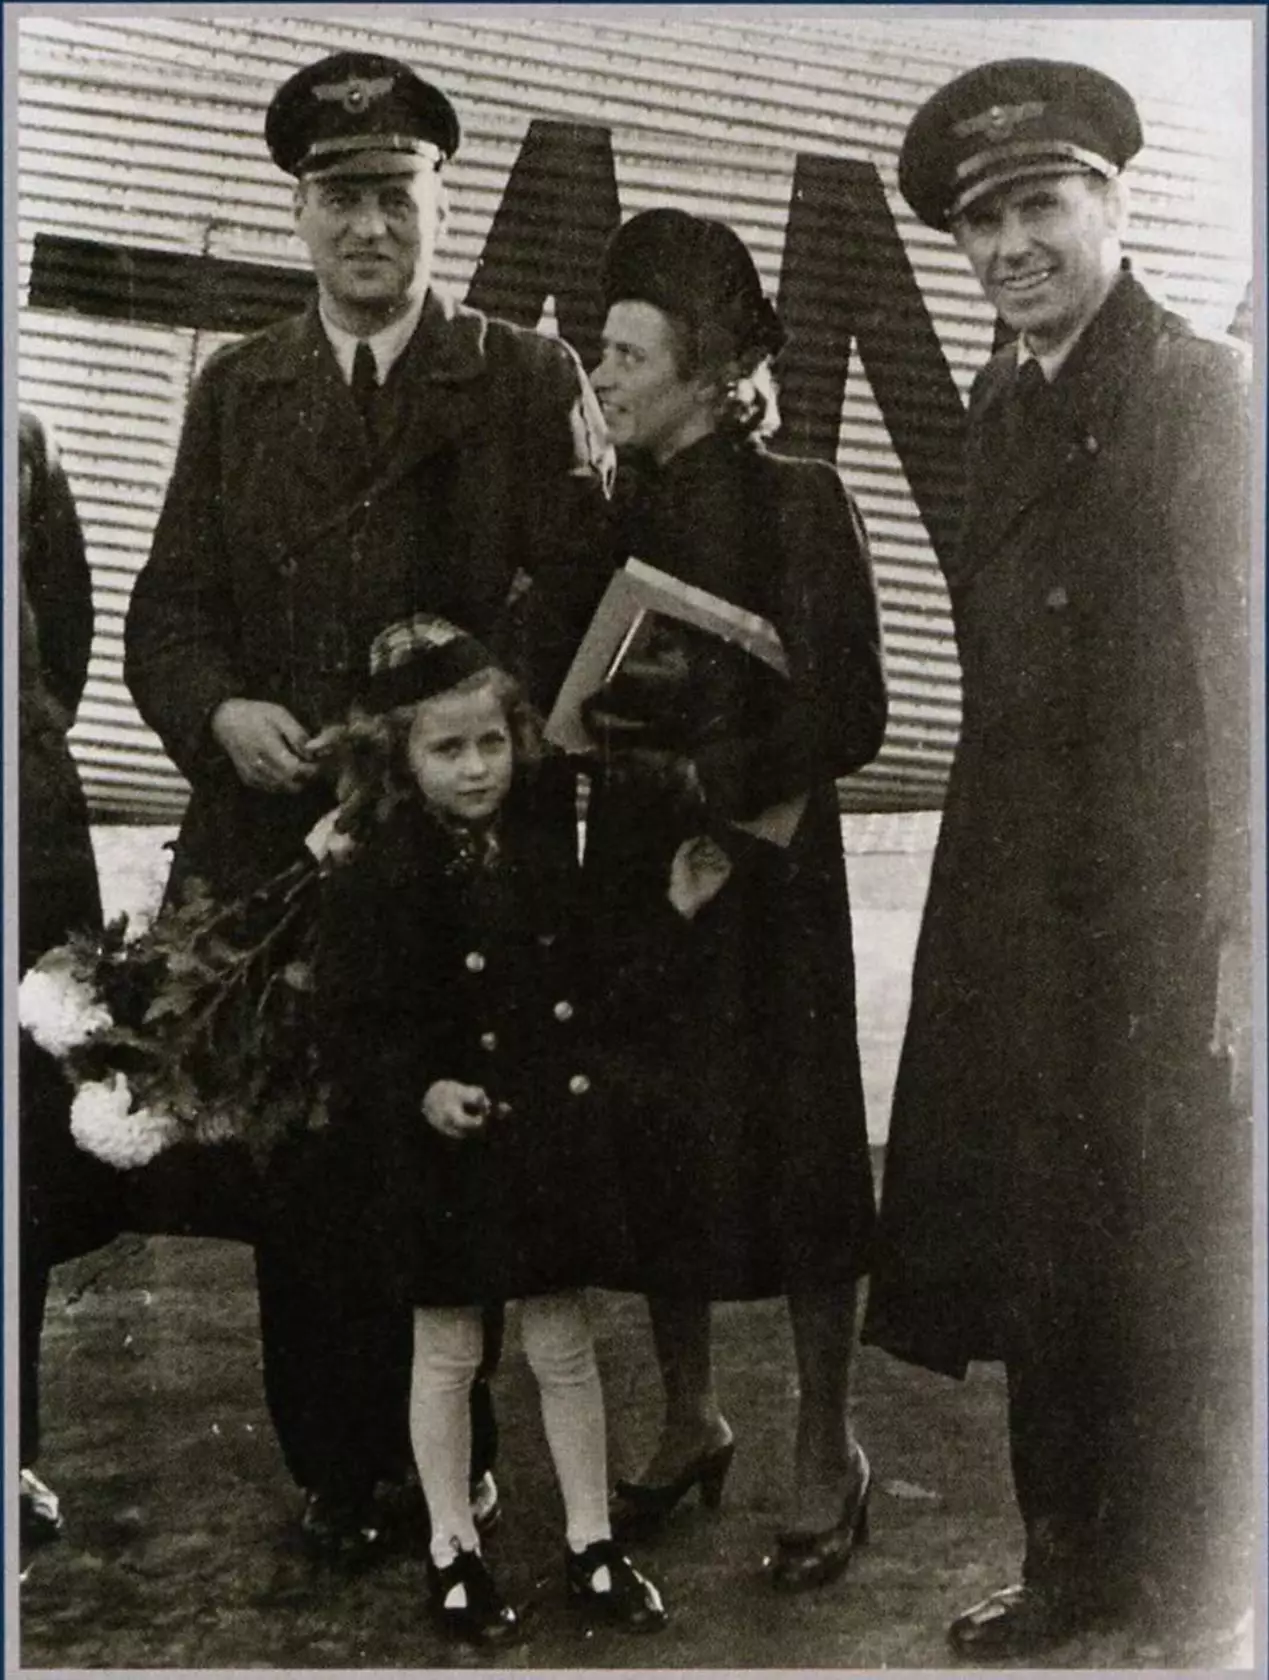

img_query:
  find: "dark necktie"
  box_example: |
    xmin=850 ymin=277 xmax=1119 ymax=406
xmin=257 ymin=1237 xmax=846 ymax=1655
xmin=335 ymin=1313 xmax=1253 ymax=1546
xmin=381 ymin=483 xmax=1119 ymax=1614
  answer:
xmin=1009 ymin=355 xmax=1050 ymax=449
xmin=351 ymin=341 xmax=379 ymax=441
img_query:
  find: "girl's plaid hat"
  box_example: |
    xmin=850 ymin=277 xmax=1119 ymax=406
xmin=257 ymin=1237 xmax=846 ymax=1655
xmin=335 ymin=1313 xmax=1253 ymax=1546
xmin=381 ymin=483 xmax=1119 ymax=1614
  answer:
xmin=365 ymin=614 xmax=496 ymax=710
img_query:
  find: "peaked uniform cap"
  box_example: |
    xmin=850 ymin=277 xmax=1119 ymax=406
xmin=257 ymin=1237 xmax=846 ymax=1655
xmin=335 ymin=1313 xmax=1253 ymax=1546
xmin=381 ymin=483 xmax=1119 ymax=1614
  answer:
xmin=266 ymin=51 xmax=460 ymax=178
xmin=602 ymin=207 xmax=786 ymax=360
xmin=899 ymin=58 xmax=1142 ymax=231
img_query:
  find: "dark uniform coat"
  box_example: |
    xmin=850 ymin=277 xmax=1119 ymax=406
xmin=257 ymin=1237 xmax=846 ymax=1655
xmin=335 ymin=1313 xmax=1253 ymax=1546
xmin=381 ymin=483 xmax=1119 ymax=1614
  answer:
xmin=864 ymin=269 xmax=1252 ymax=1382
xmin=18 ymin=411 xmax=122 ymax=1464
xmin=121 ymin=290 xmax=610 ymax=1500
xmin=125 ymin=289 xmax=611 ymax=900
xmin=584 ymin=431 xmax=887 ymax=1300
xmin=18 ymin=410 xmax=102 ymax=968
xmin=317 ymin=767 xmax=629 ymax=1305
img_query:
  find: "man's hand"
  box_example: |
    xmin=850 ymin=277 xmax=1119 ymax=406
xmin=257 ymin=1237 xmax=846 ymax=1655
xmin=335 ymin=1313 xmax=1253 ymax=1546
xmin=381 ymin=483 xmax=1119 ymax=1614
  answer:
xmin=211 ymin=699 xmax=318 ymax=794
xmin=423 ymin=1081 xmax=492 ymax=1141
xmin=1211 ymin=931 xmax=1253 ymax=1113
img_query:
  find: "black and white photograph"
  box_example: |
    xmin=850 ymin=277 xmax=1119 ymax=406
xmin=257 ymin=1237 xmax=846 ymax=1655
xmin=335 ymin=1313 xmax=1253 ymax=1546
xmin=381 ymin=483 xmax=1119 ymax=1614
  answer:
xmin=6 ymin=5 xmax=1262 ymax=1670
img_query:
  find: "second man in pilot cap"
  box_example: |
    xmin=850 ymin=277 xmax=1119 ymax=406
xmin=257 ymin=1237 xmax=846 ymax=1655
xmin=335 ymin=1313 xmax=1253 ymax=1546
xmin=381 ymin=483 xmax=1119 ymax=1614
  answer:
xmin=864 ymin=55 xmax=1253 ymax=1662
xmin=125 ymin=48 xmax=614 ymax=1563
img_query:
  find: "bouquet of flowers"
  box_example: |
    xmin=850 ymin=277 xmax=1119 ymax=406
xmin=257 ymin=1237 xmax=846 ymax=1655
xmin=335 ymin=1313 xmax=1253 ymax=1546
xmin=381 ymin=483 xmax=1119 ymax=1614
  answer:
xmin=18 ymin=722 xmax=399 ymax=1173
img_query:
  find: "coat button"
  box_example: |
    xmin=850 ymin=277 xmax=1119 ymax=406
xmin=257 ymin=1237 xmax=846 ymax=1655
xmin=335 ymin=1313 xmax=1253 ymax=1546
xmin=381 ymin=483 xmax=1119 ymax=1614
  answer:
xmin=465 ymin=952 xmax=486 ymax=973
xmin=1045 ymin=585 xmax=1070 ymax=611
xmin=1083 ymin=433 xmax=1099 ymax=455
xmin=553 ymin=1000 xmax=575 ymax=1023
xmin=568 ymin=1074 xmax=591 ymax=1096
xmin=479 ymin=1031 xmax=498 ymax=1052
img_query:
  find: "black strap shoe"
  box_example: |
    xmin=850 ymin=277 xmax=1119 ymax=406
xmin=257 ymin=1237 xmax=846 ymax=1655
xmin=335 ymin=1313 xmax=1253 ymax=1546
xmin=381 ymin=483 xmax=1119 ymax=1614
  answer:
xmin=427 ymin=1548 xmax=521 ymax=1646
xmin=566 ymin=1538 xmax=669 ymax=1632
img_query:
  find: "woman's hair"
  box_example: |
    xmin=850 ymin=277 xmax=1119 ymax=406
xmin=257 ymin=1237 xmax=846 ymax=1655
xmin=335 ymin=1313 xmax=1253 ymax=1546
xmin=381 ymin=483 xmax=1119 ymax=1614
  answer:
xmin=319 ymin=666 xmax=542 ymax=824
xmin=664 ymin=312 xmax=782 ymax=441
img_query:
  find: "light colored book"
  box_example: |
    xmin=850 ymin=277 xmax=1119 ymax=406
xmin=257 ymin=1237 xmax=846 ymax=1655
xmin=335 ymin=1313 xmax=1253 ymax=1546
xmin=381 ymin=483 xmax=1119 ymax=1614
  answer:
xmin=546 ymin=558 xmax=807 ymax=848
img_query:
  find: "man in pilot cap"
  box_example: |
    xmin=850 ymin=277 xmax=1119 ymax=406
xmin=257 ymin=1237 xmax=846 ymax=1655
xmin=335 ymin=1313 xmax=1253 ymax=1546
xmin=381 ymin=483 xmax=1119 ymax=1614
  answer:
xmin=862 ymin=58 xmax=1253 ymax=1659
xmin=125 ymin=50 xmax=612 ymax=1562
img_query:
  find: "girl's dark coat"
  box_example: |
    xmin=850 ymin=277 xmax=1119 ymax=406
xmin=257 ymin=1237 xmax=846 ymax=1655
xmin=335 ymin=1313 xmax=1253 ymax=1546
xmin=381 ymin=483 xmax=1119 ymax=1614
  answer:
xmin=583 ymin=431 xmax=888 ymax=1300
xmin=317 ymin=766 xmax=629 ymax=1306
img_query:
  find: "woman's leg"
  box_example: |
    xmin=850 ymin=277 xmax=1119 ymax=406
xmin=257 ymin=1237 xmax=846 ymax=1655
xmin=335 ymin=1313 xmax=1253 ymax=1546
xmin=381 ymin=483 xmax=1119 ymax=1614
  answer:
xmin=409 ymin=1305 xmax=484 ymax=1566
xmin=785 ymin=1281 xmax=865 ymax=1533
xmin=520 ymin=1292 xmax=610 ymax=1550
xmin=639 ymin=1295 xmax=732 ymax=1480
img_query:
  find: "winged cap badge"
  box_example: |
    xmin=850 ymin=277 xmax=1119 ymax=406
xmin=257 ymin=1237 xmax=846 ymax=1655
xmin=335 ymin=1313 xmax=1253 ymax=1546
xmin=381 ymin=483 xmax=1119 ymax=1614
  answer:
xmin=313 ymin=73 xmax=395 ymax=113
xmin=952 ymin=99 xmax=1046 ymax=142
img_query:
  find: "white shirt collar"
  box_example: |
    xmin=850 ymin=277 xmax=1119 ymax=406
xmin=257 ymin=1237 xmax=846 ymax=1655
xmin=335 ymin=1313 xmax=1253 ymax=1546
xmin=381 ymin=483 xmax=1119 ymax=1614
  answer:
xmin=1015 ymin=328 xmax=1083 ymax=384
xmin=319 ymin=292 xmax=426 ymax=385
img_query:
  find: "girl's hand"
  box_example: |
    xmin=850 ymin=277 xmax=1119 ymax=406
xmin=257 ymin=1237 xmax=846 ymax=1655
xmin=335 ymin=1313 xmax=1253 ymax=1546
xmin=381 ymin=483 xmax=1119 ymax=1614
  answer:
xmin=423 ymin=1081 xmax=491 ymax=1140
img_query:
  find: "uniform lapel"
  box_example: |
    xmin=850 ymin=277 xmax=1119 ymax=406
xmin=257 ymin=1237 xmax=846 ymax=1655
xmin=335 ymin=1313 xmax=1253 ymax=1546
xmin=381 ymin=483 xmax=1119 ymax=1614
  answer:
xmin=958 ymin=271 xmax=1160 ymax=576
xmin=233 ymin=292 xmax=495 ymax=561
xmin=376 ymin=289 xmax=491 ymax=465
xmin=241 ymin=305 xmax=372 ymax=506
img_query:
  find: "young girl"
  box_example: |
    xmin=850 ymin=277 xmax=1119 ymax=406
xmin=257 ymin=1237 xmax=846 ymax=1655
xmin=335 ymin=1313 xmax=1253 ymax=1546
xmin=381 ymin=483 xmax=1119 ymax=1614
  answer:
xmin=316 ymin=613 xmax=666 ymax=1647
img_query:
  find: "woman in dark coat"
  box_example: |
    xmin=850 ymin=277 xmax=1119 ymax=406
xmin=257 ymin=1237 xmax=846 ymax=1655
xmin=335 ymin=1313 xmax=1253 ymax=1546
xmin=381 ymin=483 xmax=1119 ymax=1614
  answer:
xmin=584 ymin=209 xmax=887 ymax=1588
xmin=18 ymin=410 xmax=122 ymax=1543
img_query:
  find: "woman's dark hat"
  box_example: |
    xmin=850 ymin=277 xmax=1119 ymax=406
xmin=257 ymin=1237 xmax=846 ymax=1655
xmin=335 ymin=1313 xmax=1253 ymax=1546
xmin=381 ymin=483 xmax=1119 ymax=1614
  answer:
xmin=365 ymin=614 xmax=495 ymax=710
xmin=602 ymin=207 xmax=785 ymax=359
xmin=266 ymin=51 xmax=461 ymax=178
xmin=899 ymin=58 xmax=1142 ymax=231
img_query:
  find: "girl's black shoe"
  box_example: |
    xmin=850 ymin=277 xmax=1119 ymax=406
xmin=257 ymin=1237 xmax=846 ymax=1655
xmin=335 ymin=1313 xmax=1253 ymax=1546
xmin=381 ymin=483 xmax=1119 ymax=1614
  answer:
xmin=609 ymin=1434 xmax=735 ymax=1539
xmin=566 ymin=1538 xmax=669 ymax=1632
xmin=427 ymin=1548 xmax=521 ymax=1646
xmin=769 ymin=1445 xmax=872 ymax=1593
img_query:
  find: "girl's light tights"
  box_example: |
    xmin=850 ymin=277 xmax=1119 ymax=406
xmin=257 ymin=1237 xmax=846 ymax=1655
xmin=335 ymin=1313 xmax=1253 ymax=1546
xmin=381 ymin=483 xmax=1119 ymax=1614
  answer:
xmin=409 ymin=1290 xmax=611 ymax=1568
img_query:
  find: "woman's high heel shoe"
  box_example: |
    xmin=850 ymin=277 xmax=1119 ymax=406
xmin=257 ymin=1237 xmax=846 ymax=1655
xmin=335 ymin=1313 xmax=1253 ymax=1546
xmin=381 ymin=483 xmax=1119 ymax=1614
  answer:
xmin=610 ymin=1435 xmax=736 ymax=1540
xmin=769 ymin=1446 xmax=872 ymax=1593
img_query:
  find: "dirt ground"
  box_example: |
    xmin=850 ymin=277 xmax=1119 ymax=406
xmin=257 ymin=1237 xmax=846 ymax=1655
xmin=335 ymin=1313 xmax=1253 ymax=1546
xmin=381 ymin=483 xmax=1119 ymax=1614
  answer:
xmin=14 ymin=822 xmax=1258 ymax=1671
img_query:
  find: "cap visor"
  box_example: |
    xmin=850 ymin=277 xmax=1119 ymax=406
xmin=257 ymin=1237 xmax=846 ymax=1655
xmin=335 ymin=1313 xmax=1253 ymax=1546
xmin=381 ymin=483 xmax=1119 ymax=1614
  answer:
xmin=950 ymin=156 xmax=1111 ymax=221
xmin=302 ymin=143 xmax=440 ymax=181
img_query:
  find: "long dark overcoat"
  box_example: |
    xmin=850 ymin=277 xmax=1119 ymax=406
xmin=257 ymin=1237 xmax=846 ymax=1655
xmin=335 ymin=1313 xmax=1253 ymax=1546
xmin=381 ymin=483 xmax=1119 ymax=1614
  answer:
xmin=18 ymin=410 xmax=101 ymax=968
xmin=863 ymin=269 xmax=1252 ymax=1382
xmin=125 ymin=289 xmax=612 ymax=900
xmin=584 ymin=431 xmax=887 ymax=1300
xmin=316 ymin=767 xmax=631 ymax=1306
xmin=18 ymin=411 xmax=123 ymax=1274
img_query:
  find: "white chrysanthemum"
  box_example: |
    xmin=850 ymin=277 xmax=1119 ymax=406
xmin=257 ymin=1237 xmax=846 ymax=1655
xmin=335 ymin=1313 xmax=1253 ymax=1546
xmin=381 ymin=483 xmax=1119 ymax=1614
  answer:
xmin=69 ymin=1074 xmax=175 ymax=1171
xmin=17 ymin=946 xmax=114 ymax=1058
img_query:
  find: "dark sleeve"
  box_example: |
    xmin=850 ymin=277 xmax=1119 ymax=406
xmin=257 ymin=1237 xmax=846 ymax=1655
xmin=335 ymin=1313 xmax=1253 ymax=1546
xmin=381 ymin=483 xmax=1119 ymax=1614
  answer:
xmin=692 ymin=460 xmax=888 ymax=819
xmin=315 ymin=851 xmax=437 ymax=1109
xmin=123 ymin=350 xmax=250 ymax=777
xmin=1165 ymin=338 xmax=1252 ymax=942
xmin=21 ymin=413 xmax=95 ymax=719
xmin=502 ymin=335 xmax=619 ymax=711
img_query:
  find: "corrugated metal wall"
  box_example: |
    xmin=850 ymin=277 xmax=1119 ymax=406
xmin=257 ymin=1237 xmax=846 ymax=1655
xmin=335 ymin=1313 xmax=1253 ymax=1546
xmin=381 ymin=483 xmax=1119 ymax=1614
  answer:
xmin=15 ymin=10 xmax=1254 ymax=819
